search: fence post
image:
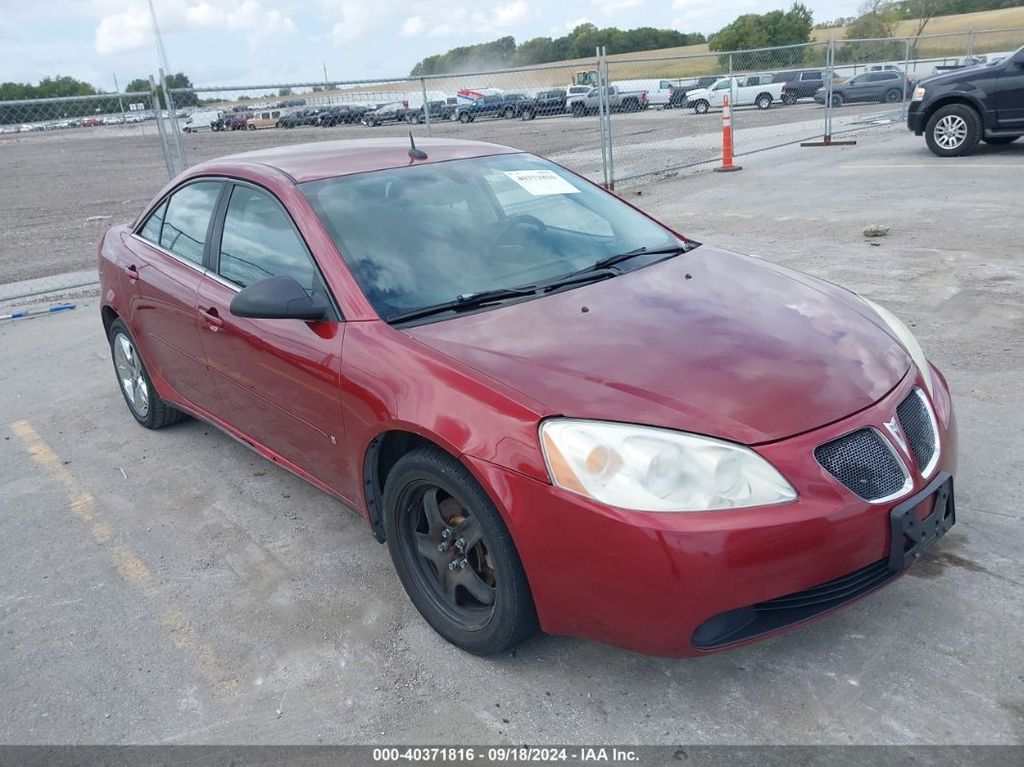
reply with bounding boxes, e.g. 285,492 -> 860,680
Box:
596,47 -> 609,190
602,48 -> 615,191
159,68 -> 188,171
801,37 -> 855,148
149,75 -> 176,180
419,77 -> 432,137
902,38 -> 911,116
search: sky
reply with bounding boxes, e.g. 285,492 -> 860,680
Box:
0,0 -> 862,90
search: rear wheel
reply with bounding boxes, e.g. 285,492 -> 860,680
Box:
247,123 -> 256,130
755,93 -> 773,110
383,447 -> 538,656
983,135 -> 1019,145
108,319 -> 185,430
883,88 -> 903,104
925,103 -> 981,157
503,107 -> 515,119
693,99 -> 709,115
407,113 -> 420,124
521,107 -> 535,121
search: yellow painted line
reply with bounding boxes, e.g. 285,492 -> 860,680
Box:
9,419 -> 238,698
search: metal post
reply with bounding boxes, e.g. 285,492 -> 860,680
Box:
825,39 -> 834,139
602,49 -> 615,191
420,77 -> 432,137
595,47 -> 609,189
902,38 -> 911,116
149,75 -> 175,179
113,73 -> 127,128
160,68 -> 188,171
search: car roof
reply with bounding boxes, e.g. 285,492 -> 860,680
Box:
195,137 -> 522,184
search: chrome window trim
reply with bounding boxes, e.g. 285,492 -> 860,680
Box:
129,232 -> 207,276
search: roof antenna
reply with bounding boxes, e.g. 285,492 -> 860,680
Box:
408,132 -> 428,161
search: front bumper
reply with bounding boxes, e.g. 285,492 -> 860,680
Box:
467,367 -> 957,657
907,101 -> 926,133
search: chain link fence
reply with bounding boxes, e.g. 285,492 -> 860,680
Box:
4,27 -> 1021,193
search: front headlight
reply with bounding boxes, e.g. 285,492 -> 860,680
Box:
859,296 -> 933,396
539,420 -> 796,512
911,85 -> 926,102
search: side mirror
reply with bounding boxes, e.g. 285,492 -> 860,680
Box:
229,275 -> 328,321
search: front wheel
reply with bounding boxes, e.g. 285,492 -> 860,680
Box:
782,94 -> 798,105
830,93 -> 844,108
382,447 -> 538,656
108,319 -> 185,429
693,100 -> 709,115
503,107 -> 515,119
459,111 -> 472,123
925,103 -> 981,157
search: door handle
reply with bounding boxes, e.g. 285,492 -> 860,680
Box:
124,264 -> 139,283
199,306 -> 223,332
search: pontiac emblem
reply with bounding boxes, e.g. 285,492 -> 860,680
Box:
883,416 -> 908,453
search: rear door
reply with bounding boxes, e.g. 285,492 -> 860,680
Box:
994,52 -> 1024,130
125,180 -> 224,407
194,181 -> 348,490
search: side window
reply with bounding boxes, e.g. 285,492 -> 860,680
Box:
802,71 -> 821,81
139,199 -> 168,244
218,185 -> 320,292
660,80 -> 672,89
158,181 -> 222,265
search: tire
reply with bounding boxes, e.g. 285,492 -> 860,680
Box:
108,319 -> 186,430
830,93 -> 844,108
503,107 -> 515,119
459,111 -> 472,124
783,94 -> 798,105
693,100 -> 709,115
382,447 -> 538,656
366,117 -> 377,127
755,93 -> 773,110
925,103 -> 982,157
408,113 -> 421,125
983,136 -> 1019,145
521,107 -> 535,121
883,88 -> 903,104
247,123 -> 256,130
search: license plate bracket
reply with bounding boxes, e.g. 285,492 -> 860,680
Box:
888,472 -> 955,571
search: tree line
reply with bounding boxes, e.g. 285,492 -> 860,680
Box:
410,25 -> 706,76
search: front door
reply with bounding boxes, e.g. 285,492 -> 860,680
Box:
994,54 -> 1024,131
194,182 -> 349,492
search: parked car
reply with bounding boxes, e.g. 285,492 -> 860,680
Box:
908,45 -> 1024,156
814,71 -> 913,106
81,117 -> 102,127
564,84 -> 592,113
612,79 -> 676,107
318,105 -> 370,126
246,110 -> 282,130
773,70 -> 827,104
519,90 -> 568,120
571,85 -> 649,116
665,77 -> 718,109
363,101 -> 409,127
183,110 -> 224,133
213,113 -> 251,131
453,93 -> 529,123
406,100 -> 457,124
277,109 -> 322,129
98,137 -> 958,658
685,75 -> 785,114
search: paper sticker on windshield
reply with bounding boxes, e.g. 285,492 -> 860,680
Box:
504,170 -> 580,196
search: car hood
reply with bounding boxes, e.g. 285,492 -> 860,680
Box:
405,246 -> 910,445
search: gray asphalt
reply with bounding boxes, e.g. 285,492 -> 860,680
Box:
1,129 -> 1022,745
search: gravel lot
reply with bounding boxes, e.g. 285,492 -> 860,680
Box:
0,100 -> 891,284
1,129 -> 1022,747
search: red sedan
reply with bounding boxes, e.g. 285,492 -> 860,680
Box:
98,138 -> 957,657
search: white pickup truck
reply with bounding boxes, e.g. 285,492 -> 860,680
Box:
684,75 -> 786,114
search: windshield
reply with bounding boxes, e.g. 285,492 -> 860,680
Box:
302,153 -> 684,321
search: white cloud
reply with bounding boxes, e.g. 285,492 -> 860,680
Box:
401,16 -> 427,36
592,0 -> 642,17
424,1 -> 532,37
670,0 -> 761,33
93,0 -> 294,55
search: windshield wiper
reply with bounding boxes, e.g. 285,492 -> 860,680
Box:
538,243 -> 694,293
386,286 -> 538,325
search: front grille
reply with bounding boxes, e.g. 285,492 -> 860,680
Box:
692,559 -> 896,649
897,389 -> 937,474
814,428 -> 907,502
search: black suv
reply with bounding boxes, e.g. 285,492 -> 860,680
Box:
406,100 -> 457,124
319,105 -> 369,126
773,70 -> 825,104
908,46 -> 1024,156
815,70 -> 913,106
520,90 -> 567,120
